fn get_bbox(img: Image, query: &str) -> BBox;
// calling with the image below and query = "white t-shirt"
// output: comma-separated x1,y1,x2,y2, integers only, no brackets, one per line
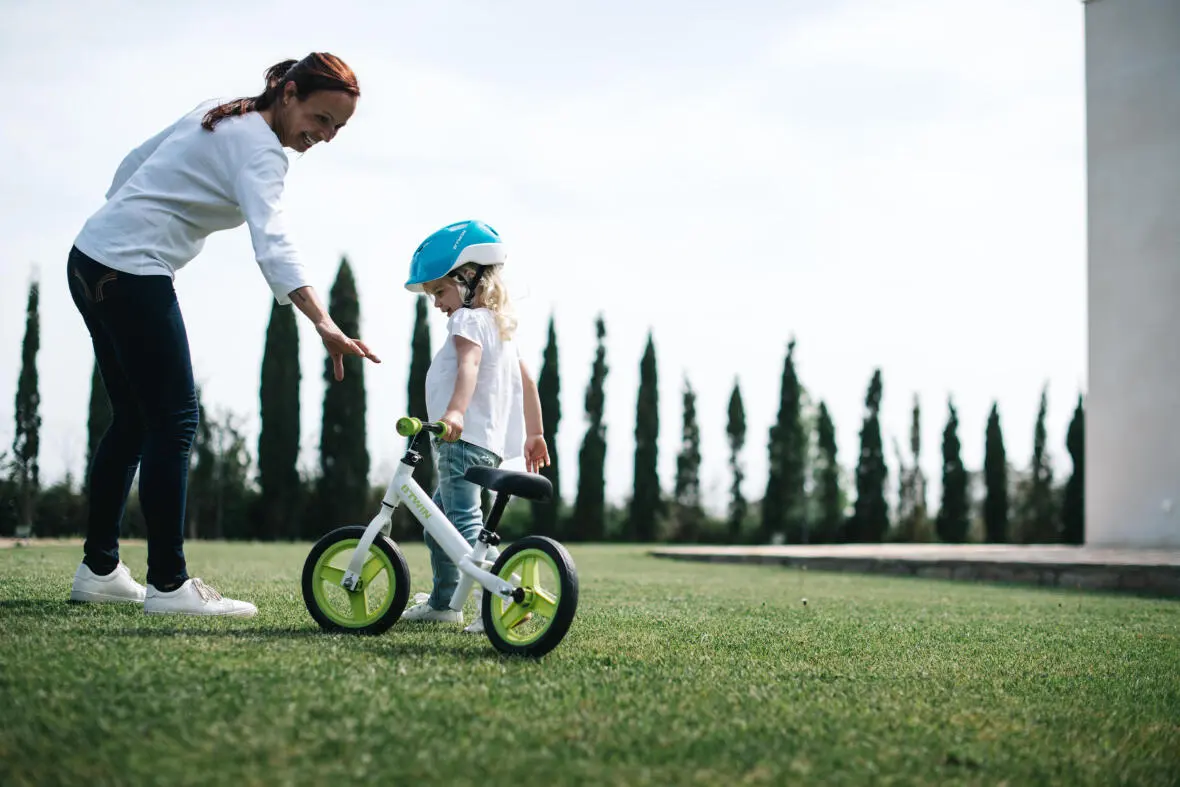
426,308,525,461
73,101,311,305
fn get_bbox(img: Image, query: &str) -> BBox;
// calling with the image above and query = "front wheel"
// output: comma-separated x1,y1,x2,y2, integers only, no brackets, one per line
482,536,578,657
302,526,411,635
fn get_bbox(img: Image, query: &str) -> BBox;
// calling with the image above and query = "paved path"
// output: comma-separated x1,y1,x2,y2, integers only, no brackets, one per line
649,544,1180,596
0,538,88,549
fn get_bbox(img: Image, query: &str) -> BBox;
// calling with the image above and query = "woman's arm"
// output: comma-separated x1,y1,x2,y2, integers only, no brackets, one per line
236,149,311,304
233,149,378,381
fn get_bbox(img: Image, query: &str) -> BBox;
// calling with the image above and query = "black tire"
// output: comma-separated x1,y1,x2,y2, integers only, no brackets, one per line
481,536,578,657
302,526,411,635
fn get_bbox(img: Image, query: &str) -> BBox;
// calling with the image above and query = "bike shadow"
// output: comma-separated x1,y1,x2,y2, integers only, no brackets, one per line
107,625,512,661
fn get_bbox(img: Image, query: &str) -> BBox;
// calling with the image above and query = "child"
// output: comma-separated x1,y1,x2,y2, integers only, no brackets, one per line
401,220,549,633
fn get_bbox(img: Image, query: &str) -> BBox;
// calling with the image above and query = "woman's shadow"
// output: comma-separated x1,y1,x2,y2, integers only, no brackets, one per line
0,598,136,618
0,600,524,661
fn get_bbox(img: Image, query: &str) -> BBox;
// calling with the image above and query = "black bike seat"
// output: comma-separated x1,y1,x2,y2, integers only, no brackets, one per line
463,466,553,501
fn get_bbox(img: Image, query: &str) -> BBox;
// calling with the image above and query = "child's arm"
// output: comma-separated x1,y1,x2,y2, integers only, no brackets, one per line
520,359,550,473
440,336,482,442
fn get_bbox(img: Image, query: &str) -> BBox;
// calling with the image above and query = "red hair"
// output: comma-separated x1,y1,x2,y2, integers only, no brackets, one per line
202,52,359,131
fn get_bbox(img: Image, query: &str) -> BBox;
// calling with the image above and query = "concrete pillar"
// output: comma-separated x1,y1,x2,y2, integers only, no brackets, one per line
1085,0,1180,547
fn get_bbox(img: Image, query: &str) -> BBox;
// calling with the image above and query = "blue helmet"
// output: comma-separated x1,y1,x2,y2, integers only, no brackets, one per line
405,220,507,293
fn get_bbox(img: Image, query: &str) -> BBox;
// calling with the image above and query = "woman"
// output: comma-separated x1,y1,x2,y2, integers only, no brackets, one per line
67,52,379,617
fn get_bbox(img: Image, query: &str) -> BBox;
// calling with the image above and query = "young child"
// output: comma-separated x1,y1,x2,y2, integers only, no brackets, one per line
401,220,549,633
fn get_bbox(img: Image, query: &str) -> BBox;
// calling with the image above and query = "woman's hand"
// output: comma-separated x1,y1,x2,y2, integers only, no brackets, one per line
524,434,550,473
287,288,380,381
317,319,380,381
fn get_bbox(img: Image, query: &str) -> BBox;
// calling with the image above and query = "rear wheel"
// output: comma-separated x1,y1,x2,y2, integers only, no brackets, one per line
482,536,578,657
302,526,410,635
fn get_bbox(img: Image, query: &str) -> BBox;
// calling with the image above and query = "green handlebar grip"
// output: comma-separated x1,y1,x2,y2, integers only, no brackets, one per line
396,416,422,437
438,421,449,439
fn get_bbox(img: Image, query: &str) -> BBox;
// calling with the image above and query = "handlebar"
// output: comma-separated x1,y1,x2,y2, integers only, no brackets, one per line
395,416,449,439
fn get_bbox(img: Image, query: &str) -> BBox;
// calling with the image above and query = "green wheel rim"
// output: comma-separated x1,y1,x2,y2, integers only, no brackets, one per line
489,548,563,646
310,538,397,628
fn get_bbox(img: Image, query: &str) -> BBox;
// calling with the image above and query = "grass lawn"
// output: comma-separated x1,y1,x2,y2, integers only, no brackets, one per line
1,540,1178,786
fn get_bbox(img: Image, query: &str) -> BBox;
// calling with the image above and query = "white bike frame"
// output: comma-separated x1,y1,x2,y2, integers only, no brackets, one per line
338,458,517,611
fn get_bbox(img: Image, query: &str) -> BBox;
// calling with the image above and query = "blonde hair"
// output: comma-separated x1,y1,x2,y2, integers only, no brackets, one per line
458,263,517,340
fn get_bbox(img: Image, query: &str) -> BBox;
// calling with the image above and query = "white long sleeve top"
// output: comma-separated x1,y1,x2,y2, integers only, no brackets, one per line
74,101,311,304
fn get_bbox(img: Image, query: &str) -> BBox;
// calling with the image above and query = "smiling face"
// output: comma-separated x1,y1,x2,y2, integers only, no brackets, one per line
274,82,357,152
422,277,464,317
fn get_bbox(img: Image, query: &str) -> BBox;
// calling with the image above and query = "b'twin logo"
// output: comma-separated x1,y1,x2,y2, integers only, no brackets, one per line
452,228,467,250
401,484,432,520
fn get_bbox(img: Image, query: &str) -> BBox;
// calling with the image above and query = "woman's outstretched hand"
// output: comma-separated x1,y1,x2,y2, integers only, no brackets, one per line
287,287,380,381
317,320,380,381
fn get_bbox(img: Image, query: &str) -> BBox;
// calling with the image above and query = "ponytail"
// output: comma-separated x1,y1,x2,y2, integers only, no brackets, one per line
202,53,358,132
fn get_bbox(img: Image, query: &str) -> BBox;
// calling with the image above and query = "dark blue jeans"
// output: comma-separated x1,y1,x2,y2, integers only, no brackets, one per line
67,246,196,589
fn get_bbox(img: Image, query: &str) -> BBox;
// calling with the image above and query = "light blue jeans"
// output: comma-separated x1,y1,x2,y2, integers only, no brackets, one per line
426,440,501,609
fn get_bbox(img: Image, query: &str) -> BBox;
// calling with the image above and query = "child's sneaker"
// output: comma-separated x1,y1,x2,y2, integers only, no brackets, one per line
402,592,462,623
70,561,146,604
143,578,257,617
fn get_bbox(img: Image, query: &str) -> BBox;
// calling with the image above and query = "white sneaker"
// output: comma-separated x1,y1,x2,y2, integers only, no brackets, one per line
70,561,146,604
143,578,257,617
402,592,462,624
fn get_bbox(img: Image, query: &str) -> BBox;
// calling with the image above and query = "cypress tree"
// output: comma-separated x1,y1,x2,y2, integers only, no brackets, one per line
849,369,888,542
1062,394,1085,545
571,316,608,541
12,278,40,536
672,376,703,542
895,395,931,542
628,332,661,541
814,401,842,543
202,408,254,541
258,299,301,540
1018,385,1058,543
317,258,370,527
725,380,747,543
394,296,436,539
86,360,112,476
936,398,969,543
763,339,806,543
531,315,562,537
910,397,926,525
983,402,1009,543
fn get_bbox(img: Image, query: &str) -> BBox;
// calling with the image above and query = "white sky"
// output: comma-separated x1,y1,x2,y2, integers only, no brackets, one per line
0,0,1087,516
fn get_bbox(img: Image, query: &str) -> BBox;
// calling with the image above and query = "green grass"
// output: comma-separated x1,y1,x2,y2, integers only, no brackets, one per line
1,541,1178,786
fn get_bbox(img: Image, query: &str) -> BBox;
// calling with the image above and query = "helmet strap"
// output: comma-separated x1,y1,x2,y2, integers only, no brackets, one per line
454,265,488,308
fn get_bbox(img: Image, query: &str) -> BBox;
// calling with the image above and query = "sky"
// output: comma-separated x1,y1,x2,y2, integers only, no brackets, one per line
0,0,1087,517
